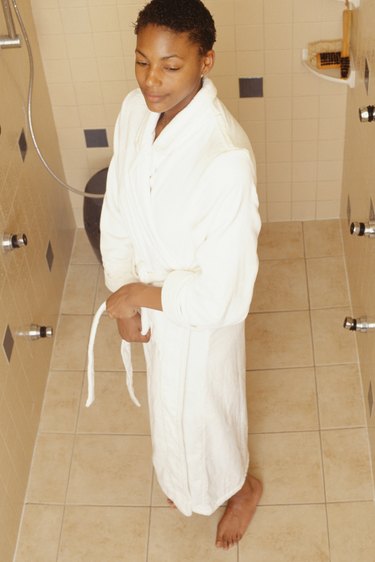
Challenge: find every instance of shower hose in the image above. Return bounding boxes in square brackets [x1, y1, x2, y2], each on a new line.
[11, 0, 104, 199]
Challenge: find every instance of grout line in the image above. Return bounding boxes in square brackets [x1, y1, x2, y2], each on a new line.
[302, 222, 333, 562]
[146, 472, 155, 562]
[246, 361, 359, 373]
[54, 356, 87, 560]
[23, 498, 375, 509]
[303, 229, 332, 560]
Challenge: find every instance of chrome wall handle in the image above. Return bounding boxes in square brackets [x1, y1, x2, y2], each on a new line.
[350, 222, 375, 238]
[343, 316, 375, 332]
[2, 233, 28, 251]
[17, 324, 53, 340]
[359, 105, 375, 122]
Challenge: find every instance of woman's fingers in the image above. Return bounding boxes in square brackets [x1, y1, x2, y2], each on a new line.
[116, 316, 151, 343]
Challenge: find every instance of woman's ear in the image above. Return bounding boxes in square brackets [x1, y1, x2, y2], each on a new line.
[201, 50, 215, 77]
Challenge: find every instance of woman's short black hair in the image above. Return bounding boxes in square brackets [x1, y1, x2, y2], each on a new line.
[135, 0, 216, 54]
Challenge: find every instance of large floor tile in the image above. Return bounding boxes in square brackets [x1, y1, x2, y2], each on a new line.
[247, 368, 319, 432]
[250, 258, 308, 312]
[310, 308, 358, 365]
[303, 220, 343, 257]
[26, 434, 74, 503]
[70, 229, 99, 265]
[257, 222, 304, 260]
[306, 256, 350, 308]
[239, 504, 329, 562]
[90, 314, 125, 371]
[66, 435, 152, 506]
[151, 471, 169, 507]
[246, 311, 313, 370]
[248, 432, 325, 504]
[60, 264, 100, 314]
[14, 504, 64, 562]
[78, 372, 150, 434]
[316, 364, 365, 428]
[148, 507, 237, 562]
[321, 428, 373, 502]
[50, 315, 92, 371]
[39, 371, 83, 433]
[92, 315, 147, 372]
[327, 502, 375, 562]
[58, 506, 149, 562]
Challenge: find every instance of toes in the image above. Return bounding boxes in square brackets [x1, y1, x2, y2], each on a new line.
[216, 536, 237, 550]
[215, 536, 228, 550]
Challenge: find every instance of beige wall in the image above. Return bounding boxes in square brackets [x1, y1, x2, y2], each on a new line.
[0, 1, 75, 558]
[30, 0, 349, 226]
[341, 0, 375, 490]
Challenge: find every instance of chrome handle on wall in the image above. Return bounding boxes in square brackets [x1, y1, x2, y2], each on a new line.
[343, 316, 375, 332]
[350, 222, 375, 237]
[1, 233, 28, 251]
[0, 0, 21, 48]
[17, 324, 53, 340]
[359, 105, 375, 122]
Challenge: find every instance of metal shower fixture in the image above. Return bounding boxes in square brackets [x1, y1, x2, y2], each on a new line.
[350, 221, 375, 237]
[343, 316, 375, 332]
[0, 0, 20, 48]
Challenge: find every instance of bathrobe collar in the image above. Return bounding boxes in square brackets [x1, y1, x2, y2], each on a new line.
[135, 78, 218, 150]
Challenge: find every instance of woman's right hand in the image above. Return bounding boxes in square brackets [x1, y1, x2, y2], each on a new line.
[116, 312, 151, 343]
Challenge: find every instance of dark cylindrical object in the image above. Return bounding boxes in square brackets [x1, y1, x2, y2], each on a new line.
[83, 168, 108, 264]
[343, 316, 357, 330]
[359, 105, 375, 122]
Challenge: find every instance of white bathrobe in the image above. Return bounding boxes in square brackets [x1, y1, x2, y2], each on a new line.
[100, 78, 261, 516]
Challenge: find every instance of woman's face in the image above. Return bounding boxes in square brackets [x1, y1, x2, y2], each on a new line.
[135, 24, 214, 119]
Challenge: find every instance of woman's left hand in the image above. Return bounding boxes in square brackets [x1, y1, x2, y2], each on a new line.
[106, 283, 143, 320]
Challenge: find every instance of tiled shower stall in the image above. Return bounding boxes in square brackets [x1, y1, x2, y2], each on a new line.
[0, 0, 375, 560]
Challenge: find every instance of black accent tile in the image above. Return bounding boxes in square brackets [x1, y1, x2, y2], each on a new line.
[3, 325, 14, 363]
[369, 382, 373, 417]
[365, 58, 370, 95]
[347, 195, 351, 225]
[239, 77, 263, 98]
[46, 241, 54, 271]
[84, 129, 109, 148]
[18, 129, 27, 161]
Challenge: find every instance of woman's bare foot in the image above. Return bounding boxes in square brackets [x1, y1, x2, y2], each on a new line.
[215, 474, 262, 550]
[167, 498, 176, 508]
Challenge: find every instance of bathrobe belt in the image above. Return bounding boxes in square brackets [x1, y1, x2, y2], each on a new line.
[86, 301, 150, 408]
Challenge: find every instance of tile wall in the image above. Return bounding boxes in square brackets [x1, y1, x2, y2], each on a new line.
[0, 0, 75, 559]
[340, 0, 375, 489]
[30, 0, 349, 226]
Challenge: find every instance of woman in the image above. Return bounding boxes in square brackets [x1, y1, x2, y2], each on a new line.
[101, 0, 262, 550]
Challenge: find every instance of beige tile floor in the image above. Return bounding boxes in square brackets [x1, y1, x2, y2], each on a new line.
[14, 220, 375, 562]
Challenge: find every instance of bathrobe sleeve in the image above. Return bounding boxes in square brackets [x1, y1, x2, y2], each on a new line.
[100, 116, 137, 293]
[162, 149, 261, 329]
